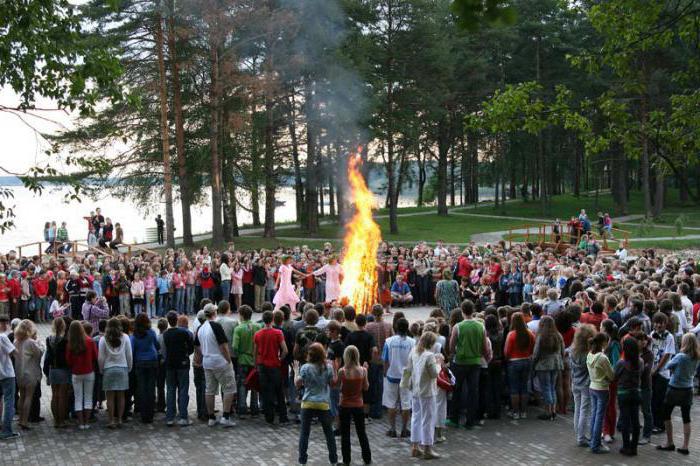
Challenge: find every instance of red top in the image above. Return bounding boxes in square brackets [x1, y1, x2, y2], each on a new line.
[0, 281, 8, 301]
[254, 327, 284, 368]
[303, 266, 315, 289]
[200, 276, 215, 289]
[457, 256, 473, 278]
[32, 277, 49, 297]
[693, 303, 700, 326]
[339, 372, 366, 408]
[560, 327, 575, 348]
[504, 330, 535, 360]
[242, 268, 253, 284]
[580, 312, 608, 331]
[8, 278, 21, 299]
[65, 337, 98, 375]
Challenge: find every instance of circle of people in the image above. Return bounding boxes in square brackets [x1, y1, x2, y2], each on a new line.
[0, 237, 699, 464]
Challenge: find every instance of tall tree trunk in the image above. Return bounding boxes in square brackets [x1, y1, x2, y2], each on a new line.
[640, 96, 652, 218]
[466, 131, 479, 205]
[318, 147, 325, 218]
[449, 144, 456, 207]
[652, 169, 664, 218]
[304, 78, 319, 234]
[154, 7, 175, 247]
[208, 21, 224, 245]
[250, 128, 261, 227]
[610, 143, 628, 215]
[166, 1, 192, 246]
[417, 144, 426, 207]
[287, 93, 305, 225]
[328, 168, 336, 218]
[436, 116, 450, 216]
[386, 101, 398, 234]
[263, 96, 276, 237]
[335, 141, 345, 221]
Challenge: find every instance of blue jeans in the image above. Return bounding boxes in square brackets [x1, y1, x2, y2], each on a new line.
[536, 370, 558, 406]
[236, 365, 259, 415]
[265, 289, 275, 303]
[165, 368, 190, 421]
[146, 291, 156, 318]
[298, 408, 338, 465]
[32, 296, 47, 320]
[590, 389, 609, 452]
[185, 285, 196, 315]
[220, 280, 231, 304]
[507, 359, 531, 396]
[174, 288, 185, 314]
[157, 293, 170, 317]
[0, 377, 16, 436]
[368, 363, 384, 418]
[450, 364, 480, 426]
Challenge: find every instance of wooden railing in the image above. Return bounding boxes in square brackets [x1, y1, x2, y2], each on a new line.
[16, 241, 160, 260]
[505, 223, 629, 252]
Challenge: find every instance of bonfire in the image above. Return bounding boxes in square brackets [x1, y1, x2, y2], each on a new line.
[339, 148, 382, 314]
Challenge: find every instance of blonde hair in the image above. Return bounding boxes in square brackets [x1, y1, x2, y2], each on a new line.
[680, 333, 700, 360]
[416, 331, 437, 354]
[343, 345, 360, 369]
[14, 319, 37, 341]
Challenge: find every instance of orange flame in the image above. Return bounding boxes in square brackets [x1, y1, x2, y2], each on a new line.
[339, 147, 382, 314]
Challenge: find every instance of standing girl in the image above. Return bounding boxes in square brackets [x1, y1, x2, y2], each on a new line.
[45, 318, 70, 428]
[144, 268, 156, 319]
[601, 319, 621, 443]
[615, 336, 642, 456]
[587, 332, 614, 454]
[532, 315, 565, 421]
[656, 333, 700, 455]
[273, 256, 305, 313]
[337, 345, 371, 465]
[312, 256, 343, 304]
[568, 324, 596, 447]
[294, 343, 338, 465]
[98, 317, 133, 428]
[131, 272, 145, 316]
[504, 312, 535, 419]
[231, 262, 243, 311]
[13, 320, 43, 430]
[65, 320, 98, 430]
[406, 331, 441, 459]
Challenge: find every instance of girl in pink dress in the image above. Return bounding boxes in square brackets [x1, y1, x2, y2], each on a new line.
[273, 256, 306, 312]
[312, 257, 343, 304]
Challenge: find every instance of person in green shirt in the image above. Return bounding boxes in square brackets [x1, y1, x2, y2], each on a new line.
[56, 221, 71, 253]
[233, 304, 261, 417]
[447, 300, 491, 429]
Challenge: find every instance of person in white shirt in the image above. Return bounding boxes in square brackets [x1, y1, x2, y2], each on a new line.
[615, 246, 628, 261]
[98, 318, 133, 428]
[0, 315, 18, 439]
[194, 304, 236, 427]
[679, 283, 693, 323]
[382, 318, 415, 438]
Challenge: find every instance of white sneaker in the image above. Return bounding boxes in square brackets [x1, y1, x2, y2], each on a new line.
[208, 418, 217, 427]
[603, 434, 613, 444]
[166, 420, 175, 427]
[520, 412, 527, 419]
[219, 417, 236, 428]
[178, 419, 192, 427]
[509, 412, 520, 420]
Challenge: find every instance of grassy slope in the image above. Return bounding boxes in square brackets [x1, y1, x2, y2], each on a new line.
[273, 214, 527, 243]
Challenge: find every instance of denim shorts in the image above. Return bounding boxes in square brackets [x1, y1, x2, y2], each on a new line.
[507, 359, 531, 396]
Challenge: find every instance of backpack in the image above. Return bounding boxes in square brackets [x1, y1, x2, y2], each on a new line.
[293, 326, 321, 362]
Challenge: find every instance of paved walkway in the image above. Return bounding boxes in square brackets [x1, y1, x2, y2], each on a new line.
[5, 312, 700, 465]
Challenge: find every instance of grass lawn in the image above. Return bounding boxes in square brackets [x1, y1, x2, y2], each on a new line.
[273, 214, 527, 243]
[470, 189, 700, 225]
[627, 239, 700, 251]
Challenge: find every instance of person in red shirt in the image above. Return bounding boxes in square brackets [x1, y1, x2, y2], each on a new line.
[579, 301, 608, 331]
[32, 271, 50, 323]
[303, 263, 316, 303]
[8, 271, 21, 319]
[254, 310, 289, 425]
[65, 320, 98, 430]
[0, 274, 10, 319]
[456, 252, 473, 281]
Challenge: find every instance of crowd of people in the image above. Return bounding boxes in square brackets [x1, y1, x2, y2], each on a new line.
[1, 226, 700, 463]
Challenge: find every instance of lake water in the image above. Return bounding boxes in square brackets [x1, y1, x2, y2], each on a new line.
[4, 181, 495, 252]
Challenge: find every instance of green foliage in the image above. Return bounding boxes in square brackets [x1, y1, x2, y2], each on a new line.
[674, 215, 687, 238]
[0, 0, 123, 114]
[450, 0, 516, 31]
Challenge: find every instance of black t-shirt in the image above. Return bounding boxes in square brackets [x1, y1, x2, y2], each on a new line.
[328, 339, 345, 368]
[91, 214, 104, 232]
[156, 217, 164, 230]
[252, 265, 267, 286]
[163, 327, 194, 369]
[344, 330, 376, 365]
